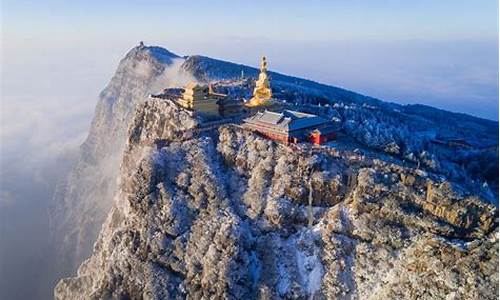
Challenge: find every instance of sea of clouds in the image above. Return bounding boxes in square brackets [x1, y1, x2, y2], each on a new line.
[0, 41, 118, 299]
[0, 37, 497, 300]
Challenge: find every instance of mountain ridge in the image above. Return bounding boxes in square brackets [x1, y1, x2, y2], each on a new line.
[182, 54, 388, 106]
[50, 44, 498, 299]
[54, 90, 498, 299]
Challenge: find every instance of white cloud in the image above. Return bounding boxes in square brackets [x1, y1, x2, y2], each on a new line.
[150, 58, 198, 94]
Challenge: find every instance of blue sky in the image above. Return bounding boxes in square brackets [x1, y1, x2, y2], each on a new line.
[2, 0, 499, 121]
[3, 0, 498, 41]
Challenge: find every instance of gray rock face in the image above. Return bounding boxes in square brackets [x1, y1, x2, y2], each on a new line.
[51, 45, 498, 299]
[49, 45, 182, 276]
[183, 55, 499, 203]
[55, 98, 498, 299]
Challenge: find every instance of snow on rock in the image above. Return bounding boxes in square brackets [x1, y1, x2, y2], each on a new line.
[295, 228, 324, 299]
[55, 96, 498, 299]
[53, 44, 498, 299]
[49, 45, 185, 278]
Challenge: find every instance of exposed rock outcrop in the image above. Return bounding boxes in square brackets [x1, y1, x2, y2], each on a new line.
[51, 45, 498, 285]
[55, 98, 498, 299]
[49, 45, 182, 276]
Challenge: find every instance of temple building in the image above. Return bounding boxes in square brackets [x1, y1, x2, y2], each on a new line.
[246, 56, 273, 107]
[242, 110, 335, 144]
[218, 97, 245, 117]
[176, 83, 224, 116]
[165, 82, 244, 118]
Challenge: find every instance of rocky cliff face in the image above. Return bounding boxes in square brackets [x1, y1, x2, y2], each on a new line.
[55, 97, 498, 299]
[49, 45, 185, 276]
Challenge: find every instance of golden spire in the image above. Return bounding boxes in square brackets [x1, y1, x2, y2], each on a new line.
[260, 56, 267, 72]
[246, 55, 273, 107]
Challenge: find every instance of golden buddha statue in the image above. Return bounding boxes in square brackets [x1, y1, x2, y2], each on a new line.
[246, 56, 273, 107]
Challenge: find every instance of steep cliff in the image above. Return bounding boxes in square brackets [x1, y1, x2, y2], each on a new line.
[51, 44, 498, 299]
[55, 98, 498, 299]
[49, 45, 186, 276]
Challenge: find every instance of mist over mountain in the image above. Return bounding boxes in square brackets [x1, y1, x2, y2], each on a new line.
[35, 44, 497, 299]
[0, 46, 102, 299]
[1, 41, 498, 299]
[2, 1, 498, 298]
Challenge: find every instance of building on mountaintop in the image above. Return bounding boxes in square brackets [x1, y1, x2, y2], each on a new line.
[431, 137, 473, 149]
[152, 83, 244, 118]
[242, 110, 335, 145]
[218, 97, 245, 117]
[176, 83, 223, 116]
